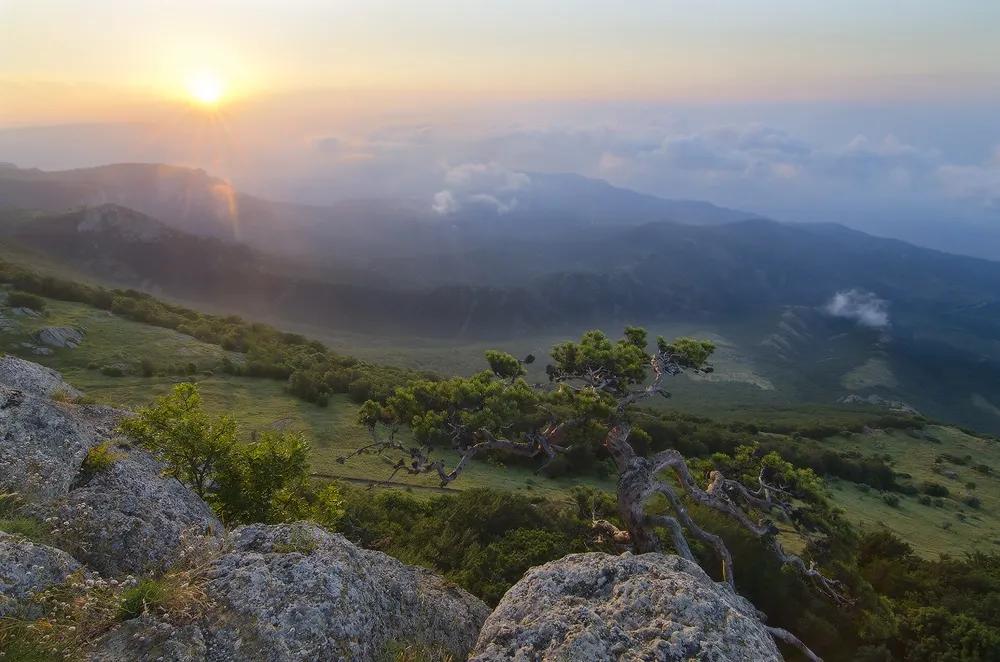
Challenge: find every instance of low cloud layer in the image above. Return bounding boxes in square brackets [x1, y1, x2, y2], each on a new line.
[824, 290, 890, 328]
[6, 101, 1000, 235]
[432, 162, 531, 215]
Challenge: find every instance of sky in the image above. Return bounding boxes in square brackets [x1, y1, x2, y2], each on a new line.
[1, 1, 999, 237]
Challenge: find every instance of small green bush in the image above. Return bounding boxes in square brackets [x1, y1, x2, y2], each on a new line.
[81, 442, 122, 474]
[921, 481, 949, 497]
[6, 290, 46, 312]
[882, 493, 900, 508]
[118, 578, 168, 620]
[100, 365, 125, 377]
[963, 495, 982, 509]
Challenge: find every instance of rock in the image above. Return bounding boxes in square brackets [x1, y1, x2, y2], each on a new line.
[470, 552, 782, 662]
[839, 393, 919, 416]
[35, 326, 85, 349]
[0, 358, 222, 575]
[0, 531, 81, 617]
[11, 307, 41, 318]
[203, 523, 489, 661]
[0, 385, 108, 500]
[35, 445, 224, 576]
[91, 522, 491, 661]
[88, 616, 208, 662]
[0, 354, 81, 398]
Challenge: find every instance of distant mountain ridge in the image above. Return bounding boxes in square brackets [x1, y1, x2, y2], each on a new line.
[0, 162, 759, 259]
[4, 163, 1000, 432]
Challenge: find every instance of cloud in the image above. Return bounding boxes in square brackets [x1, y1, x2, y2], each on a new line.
[824, 290, 890, 328]
[431, 190, 458, 215]
[433, 162, 531, 215]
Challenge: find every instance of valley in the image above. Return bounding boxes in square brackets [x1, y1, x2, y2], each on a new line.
[3, 281, 998, 559]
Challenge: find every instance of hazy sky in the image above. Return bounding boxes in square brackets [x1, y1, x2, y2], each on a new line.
[3, 0, 999, 110]
[1, 1, 999, 234]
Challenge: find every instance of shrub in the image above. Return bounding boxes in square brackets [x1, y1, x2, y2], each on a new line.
[921, 481, 949, 497]
[6, 290, 46, 312]
[918, 495, 932, 506]
[118, 578, 169, 620]
[963, 495, 982, 509]
[882, 493, 900, 508]
[100, 365, 124, 377]
[81, 441, 122, 474]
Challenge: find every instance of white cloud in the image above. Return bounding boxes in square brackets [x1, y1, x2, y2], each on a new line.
[433, 162, 531, 215]
[824, 290, 890, 328]
[431, 190, 458, 215]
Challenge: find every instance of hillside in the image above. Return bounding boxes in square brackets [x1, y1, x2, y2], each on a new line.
[4, 194, 1000, 433]
[2, 285, 999, 558]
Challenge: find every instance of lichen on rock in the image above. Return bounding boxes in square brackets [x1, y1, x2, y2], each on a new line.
[470, 552, 782, 662]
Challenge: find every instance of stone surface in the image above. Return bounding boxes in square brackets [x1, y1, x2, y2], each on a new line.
[0, 384, 109, 500]
[35, 445, 224, 576]
[470, 552, 782, 662]
[0, 531, 81, 617]
[0, 358, 222, 575]
[0, 354, 81, 398]
[35, 326, 86, 348]
[90, 522, 490, 662]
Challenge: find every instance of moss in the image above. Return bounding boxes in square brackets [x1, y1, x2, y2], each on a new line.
[81, 441, 123, 475]
[118, 578, 169, 620]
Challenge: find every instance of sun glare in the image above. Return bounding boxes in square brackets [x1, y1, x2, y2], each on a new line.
[186, 71, 225, 107]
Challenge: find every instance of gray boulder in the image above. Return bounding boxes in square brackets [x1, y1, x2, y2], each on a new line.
[90, 522, 491, 662]
[35, 326, 85, 349]
[0, 358, 222, 575]
[0, 384, 109, 500]
[470, 552, 782, 662]
[0, 354, 81, 398]
[35, 445, 224, 576]
[0, 531, 81, 617]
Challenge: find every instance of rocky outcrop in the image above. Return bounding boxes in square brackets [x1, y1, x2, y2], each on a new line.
[1, 357, 783, 662]
[92, 522, 490, 661]
[470, 552, 782, 662]
[0, 532, 81, 617]
[0, 354, 81, 398]
[839, 393, 918, 415]
[33, 446, 224, 576]
[0, 383, 105, 500]
[0, 359, 222, 575]
[35, 326, 85, 348]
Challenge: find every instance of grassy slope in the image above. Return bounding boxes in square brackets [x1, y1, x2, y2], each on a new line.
[825, 426, 1000, 557]
[3, 293, 999, 555]
[0, 295, 612, 499]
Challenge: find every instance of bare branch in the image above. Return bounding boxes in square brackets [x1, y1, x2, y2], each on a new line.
[765, 626, 824, 662]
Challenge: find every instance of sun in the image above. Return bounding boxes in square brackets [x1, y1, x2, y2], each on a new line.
[186, 71, 225, 107]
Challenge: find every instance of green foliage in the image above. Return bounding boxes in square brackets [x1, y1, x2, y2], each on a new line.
[656, 336, 716, 368]
[120, 383, 238, 498]
[119, 383, 344, 527]
[0, 493, 49, 544]
[5, 290, 46, 312]
[921, 481, 950, 497]
[0, 259, 422, 407]
[80, 441, 122, 474]
[484, 350, 525, 380]
[117, 578, 168, 620]
[858, 531, 1000, 660]
[548, 329, 651, 391]
[213, 430, 311, 523]
[340, 487, 614, 607]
